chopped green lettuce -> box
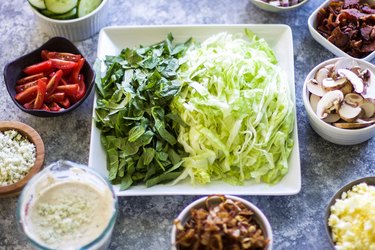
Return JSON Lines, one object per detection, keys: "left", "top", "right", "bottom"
{"left": 170, "top": 30, "right": 295, "bottom": 185}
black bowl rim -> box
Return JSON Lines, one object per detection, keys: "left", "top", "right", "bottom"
{"left": 3, "top": 36, "right": 95, "bottom": 117}
{"left": 324, "top": 176, "right": 375, "bottom": 248}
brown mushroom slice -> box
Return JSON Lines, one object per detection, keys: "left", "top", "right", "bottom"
{"left": 344, "top": 93, "right": 363, "bottom": 107}
{"left": 334, "top": 58, "right": 359, "bottom": 74}
{"left": 338, "top": 102, "right": 362, "bottom": 122}
{"left": 360, "top": 101, "right": 375, "bottom": 118}
{"left": 309, "top": 94, "right": 320, "bottom": 113}
{"left": 338, "top": 69, "right": 364, "bottom": 93}
{"left": 307, "top": 79, "right": 327, "bottom": 97}
{"left": 316, "top": 90, "right": 344, "bottom": 119}
{"left": 315, "top": 67, "right": 330, "bottom": 85}
{"left": 333, "top": 122, "right": 372, "bottom": 129}
{"left": 322, "top": 77, "right": 347, "bottom": 91}
{"left": 323, "top": 113, "right": 341, "bottom": 123}
{"left": 340, "top": 81, "right": 354, "bottom": 95}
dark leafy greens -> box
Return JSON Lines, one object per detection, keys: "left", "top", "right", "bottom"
{"left": 95, "top": 34, "right": 192, "bottom": 190}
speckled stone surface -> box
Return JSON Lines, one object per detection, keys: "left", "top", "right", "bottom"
{"left": 0, "top": 0, "right": 374, "bottom": 249}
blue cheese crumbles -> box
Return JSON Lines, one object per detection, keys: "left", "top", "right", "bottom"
{"left": 0, "top": 130, "right": 36, "bottom": 186}
{"left": 328, "top": 183, "right": 375, "bottom": 250}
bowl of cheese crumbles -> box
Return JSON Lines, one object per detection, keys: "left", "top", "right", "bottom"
{"left": 325, "top": 176, "right": 375, "bottom": 249}
{"left": 0, "top": 121, "right": 45, "bottom": 197}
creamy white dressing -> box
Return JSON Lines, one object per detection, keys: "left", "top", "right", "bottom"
{"left": 26, "top": 180, "right": 114, "bottom": 249}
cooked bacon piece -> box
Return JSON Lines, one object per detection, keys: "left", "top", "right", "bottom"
{"left": 316, "top": 0, "right": 375, "bottom": 58}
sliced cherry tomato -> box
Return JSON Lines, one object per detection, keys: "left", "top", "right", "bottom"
{"left": 50, "top": 59, "right": 77, "bottom": 70}
{"left": 46, "top": 92, "right": 65, "bottom": 103}
{"left": 15, "top": 85, "right": 38, "bottom": 104}
{"left": 60, "top": 78, "right": 69, "bottom": 86}
{"left": 23, "top": 100, "right": 35, "bottom": 109}
{"left": 59, "top": 97, "right": 70, "bottom": 109}
{"left": 49, "top": 102, "right": 62, "bottom": 111}
{"left": 47, "top": 52, "right": 81, "bottom": 62}
{"left": 62, "top": 68, "right": 72, "bottom": 76}
{"left": 70, "top": 58, "right": 85, "bottom": 84}
{"left": 41, "top": 50, "right": 49, "bottom": 61}
{"left": 75, "top": 74, "right": 86, "bottom": 100}
{"left": 34, "top": 79, "right": 47, "bottom": 109}
{"left": 23, "top": 60, "right": 52, "bottom": 75}
{"left": 55, "top": 84, "right": 79, "bottom": 96}
{"left": 46, "top": 69, "right": 63, "bottom": 96}
{"left": 16, "top": 73, "right": 44, "bottom": 85}
{"left": 15, "top": 77, "right": 47, "bottom": 93}
{"left": 41, "top": 104, "right": 50, "bottom": 111}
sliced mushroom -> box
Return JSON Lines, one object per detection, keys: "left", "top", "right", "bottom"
{"left": 338, "top": 102, "right": 362, "bottom": 122}
{"left": 307, "top": 79, "right": 327, "bottom": 97}
{"left": 315, "top": 67, "right": 330, "bottom": 85}
{"left": 333, "top": 122, "right": 372, "bottom": 129}
{"left": 340, "top": 81, "right": 354, "bottom": 95}
{"left": 350, "top": 66, "right": 361, "bottom": 76}
{"left": 322, "top": 77, "right": 347, "bottom": 91}
{"left": 316, "top": 90, "right": 344, "bottom": 119}
{"left": 309, "top": 94, "right": 320, "bottom": 113}
{"left": 334, "top": 58, "right": 359, "bottom": 74}
{"left": 338, "top": 69, "right": 364, "bottom": 93}
{"left": 362, "top": 70, "right": 375, "bottom": 99}
{"left": 344, "top": 93, "right": 363, "bottom": 107}
{"left": 360, "top": 101, "right": 375, "bottom": 118}
{"left": 323, "top": 113, "right": 341, "bottom": 123}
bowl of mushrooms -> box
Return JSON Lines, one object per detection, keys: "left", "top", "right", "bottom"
{"left": 303, "top": 57, "right": 375, "bottom": 145}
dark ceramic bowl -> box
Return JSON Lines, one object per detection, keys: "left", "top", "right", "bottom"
{"left": 325, "top": 176, "right": 375, "bottom": 248}
{"left": 3, "top": 37, "right": 95, "bottom": 117}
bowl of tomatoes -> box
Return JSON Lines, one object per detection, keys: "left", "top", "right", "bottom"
{"left": 3, "top": 36, "right": 94, "bottom": 117}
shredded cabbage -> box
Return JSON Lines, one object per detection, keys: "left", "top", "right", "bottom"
{"left": 170, "top": 30, "right": 295, "bottom": 185}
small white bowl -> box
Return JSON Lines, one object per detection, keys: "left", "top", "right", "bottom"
{"left": 302, "top": 57, "right": 375, "bottom": 145}
{"left": 171, "top": 195, "right": 273, "bottom": 250}
{"left": 30, "top": 0, "right": 109, "bottom": 41}
{"left": 250, "top": 0, "right": 310, "bottom": 12}
{"left": 308, "top": 0, "right": 375, "bottom": 61}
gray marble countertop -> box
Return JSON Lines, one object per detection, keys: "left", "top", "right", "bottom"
{"left": 1, "top": 0, "right": 374, "bottom": 249}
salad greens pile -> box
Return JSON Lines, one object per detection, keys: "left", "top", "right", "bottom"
{"left": 171, "top": 30, "right": 294, "bottom": 185}
{"left": 95, "top": 34, "right": 191, "bottom": 190}
{"left": 95, "top": 29, "right": 295, "bottom": 189}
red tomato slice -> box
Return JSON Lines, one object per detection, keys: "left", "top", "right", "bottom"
{"left": 46, "top": 92, "right": 65, "bottom": 103}
{"left": 16, "top": 73, "right": 44, "bottom": 85}
{"left": 41, "top": 104, "right": 50, "bottom": 111}
{"left": 59, "top": 97, "right": 70, "bottom": 109}
{"left": 23, "top": 100, "right": 35, "bottom": 109}
{"left": 15, "top": 85, "right": 38, "bottom": 104}
{"left": 50, "top": 59, "right": 77, "bottom": 70}
{"left": 75, "top": 74, "right": 86, "bottom": 100}
{"left": 46, "top": 69, "right": 63, "bottom": 96}
{"left": 48, "top": 52, "right": 81, "bottom": 62}
{"left": 70, "top": 58, "right": 85, "bottom": 84}
{"left": 49, "top": 102, "right": 62, "bottom": 111}
{"left": 15, "top": 77, "right": 47, "bottom": 93}
{"left": 34, "top": 79, "right": 47, "bottom": 109}
{"left": 55, "top": 84, "right": 79, "bottom": 96}
{"left": 41, "top": 50, "right": 49, "bottom": 61}
{"left": 23, "top": 60, "right": 52, "bottom": 75}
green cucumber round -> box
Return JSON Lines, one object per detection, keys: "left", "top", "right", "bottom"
{"left": 77, "top": 0, "right": 102, "bottom": 18}
{"left": 28, "top": 0, "right": 46, "bottom": 10}
{"left": 44, "top": 0, "right": 78, "bottom": 14}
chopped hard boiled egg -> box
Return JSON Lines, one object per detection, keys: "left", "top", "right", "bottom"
{"left": 328, "top": 183, "right": 375, "bottom": 250}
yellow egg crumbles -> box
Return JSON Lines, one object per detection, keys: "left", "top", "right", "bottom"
{"left": 328, "top": 182, "right": 375, "bottom": 250}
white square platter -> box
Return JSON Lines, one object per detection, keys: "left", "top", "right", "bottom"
{"left": 89, "top": 24, "right": 301, "bottom": 196}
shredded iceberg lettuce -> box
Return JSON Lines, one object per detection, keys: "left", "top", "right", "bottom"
{"left": 170, "top": 29, "right": 295, "bottom": 185}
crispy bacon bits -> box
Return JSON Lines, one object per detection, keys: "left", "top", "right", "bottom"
{"left": 174, "top": 196, "right": 269, "bottom": 250}
{"left": 316, "top": 0, "right": 375, "bottom": 58}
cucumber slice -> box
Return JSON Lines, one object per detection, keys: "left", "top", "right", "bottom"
{"left": 78, "top": 0, "right": 102, "bottom": 18}
{"left": 40, "top": 9, "right": 56, "bottom": 17}
{"left": 28, "top": 0, "right": 46, "bottom": 10}
{"left": 44, "top": 0, "right": 78, "bottom": 14}
{"left": 51, "top": 8, "right": 77, "bottom": 19}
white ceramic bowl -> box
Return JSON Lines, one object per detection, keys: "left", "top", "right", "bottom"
{"left": 307, "top": 0, "right": 375, "bottom": 61}
{"left": 302, "top": 57, "right": 375, "bottom": 145}
{"left": 30, "top": 0, "right": 109, "bottom": 41}
{"left": 171, "top": 195, "right": 273, "bottom": 250}
{"left": 250, "top": 0, "right": 310, "bottom": 12}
